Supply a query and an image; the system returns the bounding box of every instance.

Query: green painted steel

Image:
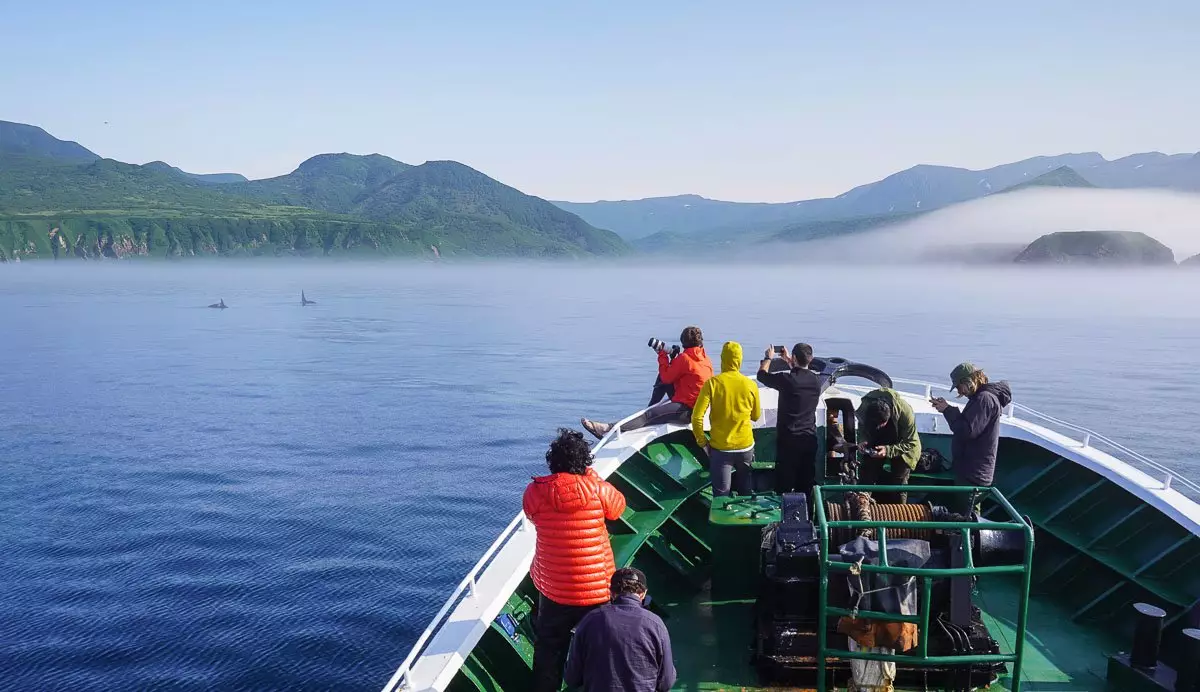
[440,429,1189,691]
[813,484,1036,692]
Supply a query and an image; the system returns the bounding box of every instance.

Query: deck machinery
[752,488,1034,690]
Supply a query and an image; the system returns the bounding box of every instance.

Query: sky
[3,0,1199,202]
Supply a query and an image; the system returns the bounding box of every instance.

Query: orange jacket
[523,468,627,606]
[658,346,713,408]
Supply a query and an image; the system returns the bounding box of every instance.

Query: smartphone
[773,346,786,355]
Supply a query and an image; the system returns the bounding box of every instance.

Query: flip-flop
[581,418,608,440]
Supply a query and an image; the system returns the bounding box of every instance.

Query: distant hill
[999,166,1096,193]
[231,153,413,210]
[1183,253,1200,266]
[558,151,1200,241]
[0,121,627,260]
[142,161,248,184]
[0,120,99,163]
[1013,231,1175,265]
[225,154,627,257]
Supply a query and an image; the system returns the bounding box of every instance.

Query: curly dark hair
[546,428,593,475]
[680,326,703,349]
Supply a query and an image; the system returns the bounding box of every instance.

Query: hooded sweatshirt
[523,468,627,606]
[657,346,713,408]
[942,381,1012,487]
[691,342,762,451]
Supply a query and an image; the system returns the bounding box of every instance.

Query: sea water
[1,262,1197,690]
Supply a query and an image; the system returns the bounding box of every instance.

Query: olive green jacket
[861,388,922,470]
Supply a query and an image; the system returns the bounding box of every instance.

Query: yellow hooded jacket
[691,342,762,451]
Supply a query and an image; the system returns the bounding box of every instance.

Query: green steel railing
[813,485,1035,692]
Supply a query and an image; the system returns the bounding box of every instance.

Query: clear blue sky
[4,0,1198,202]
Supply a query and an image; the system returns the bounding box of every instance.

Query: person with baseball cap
[930,363,1012,515]
[565,567,676,692]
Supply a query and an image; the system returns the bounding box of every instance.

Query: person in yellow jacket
[692,341,762,496]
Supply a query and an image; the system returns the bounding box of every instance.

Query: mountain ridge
[558,151,1200,241]
[0,122,628,260]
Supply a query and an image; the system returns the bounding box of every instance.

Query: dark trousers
[775,432,818,497]
[620,401,690,432]
[532,594,598,692]
[946,481,988,516]
[859,458,912,503]
[709,447,755,496]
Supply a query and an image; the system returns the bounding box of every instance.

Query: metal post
[1130,602,1167,669]
[1011,487,1034,692]
[815,486,829,692]
[918,577,932,659]
[1178,628,1200,692]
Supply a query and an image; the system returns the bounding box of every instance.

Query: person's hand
[764,345,774,360]
[858,443,885,458]
[930,397,949,412]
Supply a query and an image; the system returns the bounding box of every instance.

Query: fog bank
[785,187,1200,263]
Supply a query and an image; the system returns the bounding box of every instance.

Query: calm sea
[1,262,1197,690]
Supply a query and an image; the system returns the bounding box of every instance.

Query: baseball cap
[950,362,979,387]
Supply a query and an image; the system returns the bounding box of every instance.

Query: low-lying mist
[767,187,1200,264]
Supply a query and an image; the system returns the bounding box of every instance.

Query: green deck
[447,428,1197,692]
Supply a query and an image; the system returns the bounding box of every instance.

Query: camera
[648,337,666,352]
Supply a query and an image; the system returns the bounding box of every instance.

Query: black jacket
[564,594,676,692]
[941,382,1012,486]
[756,368,821,438]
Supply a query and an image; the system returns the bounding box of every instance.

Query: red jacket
[658,346,713,408]
[523,468,626,606]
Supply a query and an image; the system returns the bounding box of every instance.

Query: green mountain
[0,122,627,261]
[1013,231,1175,265]
[1,120,99,162]
[142,161,248,184]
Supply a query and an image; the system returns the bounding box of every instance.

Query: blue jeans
[709,447,755,496]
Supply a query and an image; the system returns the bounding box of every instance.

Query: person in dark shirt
[564,567,676,692]
[757,343,822,497]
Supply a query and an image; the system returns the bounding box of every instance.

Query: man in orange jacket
[582,326,713,439]
[523,428,627,692]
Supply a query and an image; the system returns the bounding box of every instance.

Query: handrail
[838,376,1200,497]
[382,404,656,692]
[381,512,527,692]
[813,484,1035,692]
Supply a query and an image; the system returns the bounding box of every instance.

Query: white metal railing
[853,376,1200,498]
[382,512,528,692]
[383,378,1198,691]
[382,405,654,692]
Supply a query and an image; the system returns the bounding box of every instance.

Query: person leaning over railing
[522,429,627,692]
[564,567,676,692]
[582,326,713,439]
[931,363,1012,516]
[855,388,922,503]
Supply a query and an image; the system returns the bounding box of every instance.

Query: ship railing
[813,484,1035,692]
[384,406,651,692]
[382,512,528,692]
[838,376,1200,499]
